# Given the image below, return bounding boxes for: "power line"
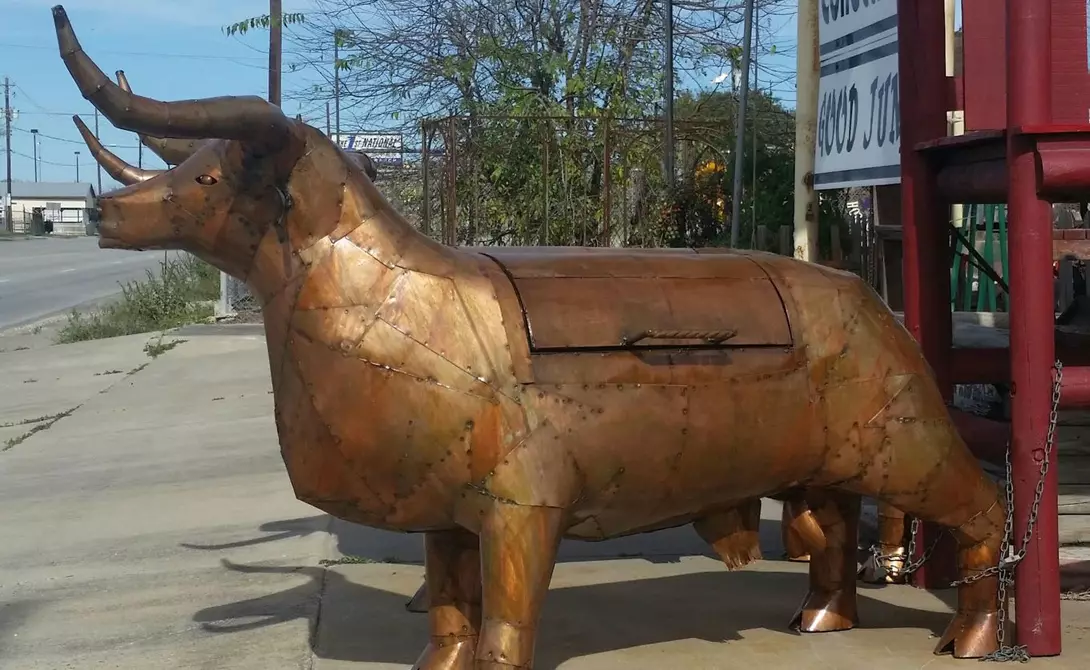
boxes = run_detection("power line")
[11,125,140,149]
[0,41,268,69]
[11,149,98,168]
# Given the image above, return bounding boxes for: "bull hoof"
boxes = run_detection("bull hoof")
[933,610,1001,658]
[858,550,908,585]
[412,639,477,670]
[790,588,857,633]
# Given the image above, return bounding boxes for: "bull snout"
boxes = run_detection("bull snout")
[94,195,155,251]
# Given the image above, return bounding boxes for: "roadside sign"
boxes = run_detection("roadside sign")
[814,1,901,190]
[331,133,404,168]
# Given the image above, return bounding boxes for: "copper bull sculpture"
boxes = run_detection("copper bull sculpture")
[54,5,1006,666]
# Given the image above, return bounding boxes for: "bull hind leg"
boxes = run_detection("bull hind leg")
[790,490,861,633]
[845,379,1006,658]
[411,528,480,670]
[859,502,910,584]
[876,472,1005,658]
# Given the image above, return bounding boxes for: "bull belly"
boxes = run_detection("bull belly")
[546,392,820,541]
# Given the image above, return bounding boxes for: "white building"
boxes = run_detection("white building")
[0,182,97,236]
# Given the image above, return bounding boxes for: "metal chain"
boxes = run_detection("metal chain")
[967,360,1063,663]
[867,363,1064,662]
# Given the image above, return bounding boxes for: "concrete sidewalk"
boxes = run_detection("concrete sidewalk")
[2,324,1089,669]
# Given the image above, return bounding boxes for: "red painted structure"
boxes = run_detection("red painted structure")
[897,0,1090,656]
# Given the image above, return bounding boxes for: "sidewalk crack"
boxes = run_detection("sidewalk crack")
[2,404,82,452]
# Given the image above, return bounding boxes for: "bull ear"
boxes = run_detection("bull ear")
[55,6,293,147]
[72,115,165,185]
[115,70,206,166]
[348,151,378,181]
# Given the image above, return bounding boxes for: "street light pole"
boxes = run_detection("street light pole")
[30,129,38,182]
[663,0,675,189]
[94,109,102,194]
[75,150,81,182]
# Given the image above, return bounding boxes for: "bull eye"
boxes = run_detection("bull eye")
[196,174,218,186]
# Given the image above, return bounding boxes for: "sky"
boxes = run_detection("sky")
[0,0,808,192]
[1,0,314,189]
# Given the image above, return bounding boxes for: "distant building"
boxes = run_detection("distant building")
[0,182,97,236]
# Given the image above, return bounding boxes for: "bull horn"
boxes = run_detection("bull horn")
[72,115,164,185]
[53,5,293,146]
[115,70,206,166]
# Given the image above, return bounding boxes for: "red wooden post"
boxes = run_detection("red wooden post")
[896,0,959,589]
[1007,0,1062,656]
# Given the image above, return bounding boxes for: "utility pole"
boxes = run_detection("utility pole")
[334,31,341,144]
[750,3,759,248]
[326,101,331,136]
[94,109,102,194]
[3,77,12,233]
[75,150,81,182]
[268,0,282,107]
[663,0,675,189]
[793,0,820,261]
[729,0,755,248]
[31,129,38,182]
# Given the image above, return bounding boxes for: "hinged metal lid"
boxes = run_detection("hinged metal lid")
[483,248,794,351]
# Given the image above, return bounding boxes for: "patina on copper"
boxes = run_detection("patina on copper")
[56,4,1008,665]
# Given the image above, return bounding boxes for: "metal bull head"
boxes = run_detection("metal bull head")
[55,5,1009,668]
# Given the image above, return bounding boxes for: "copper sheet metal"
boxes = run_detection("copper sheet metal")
[55,4,1008,664]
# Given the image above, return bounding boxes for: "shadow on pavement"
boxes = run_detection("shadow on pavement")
[187,516,953,669]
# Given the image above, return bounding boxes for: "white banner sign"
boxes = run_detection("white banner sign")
[331,133,405,167]
[814,0,901,190]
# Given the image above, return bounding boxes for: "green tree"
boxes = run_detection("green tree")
[228,0,799,247]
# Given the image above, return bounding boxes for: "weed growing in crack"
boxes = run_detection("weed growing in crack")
[144,336,187,359]
[318,555,380,566]
[2,406,81,452]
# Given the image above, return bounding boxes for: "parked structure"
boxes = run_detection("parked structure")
[0,181,96,236]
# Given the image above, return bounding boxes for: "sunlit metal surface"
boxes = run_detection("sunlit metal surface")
[55,4,1007,665]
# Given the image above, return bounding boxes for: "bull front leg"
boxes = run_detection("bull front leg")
[790,490,861,632]
[412,528,481,670]
[475,500,564,670]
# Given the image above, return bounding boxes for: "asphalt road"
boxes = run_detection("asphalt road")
[0,236,183,331]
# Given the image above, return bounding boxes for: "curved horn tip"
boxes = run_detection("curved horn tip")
[52,5,74,36]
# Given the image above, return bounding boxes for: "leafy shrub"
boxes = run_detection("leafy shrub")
[56,255,220,344]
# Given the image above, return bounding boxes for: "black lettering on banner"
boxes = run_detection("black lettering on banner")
[864,76,877,149]
[889,72,900,145]
[816,83,860,157]
[876,73,888,146]
[835,88,846,153]
[846,84,858,152]
[822,0,880,25]
[821,65,897,158]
